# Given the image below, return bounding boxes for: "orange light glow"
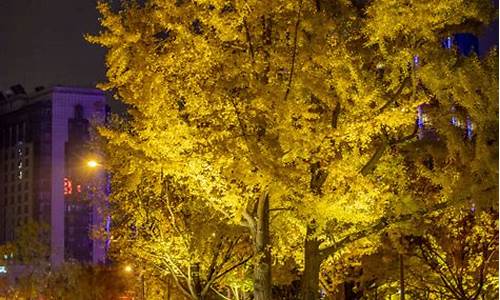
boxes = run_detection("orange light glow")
[87,160,99,168]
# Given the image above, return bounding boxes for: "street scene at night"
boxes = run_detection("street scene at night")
[0,0,498,299]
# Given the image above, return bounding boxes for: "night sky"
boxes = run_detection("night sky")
[0,0,497,110]
[0,0,106,93]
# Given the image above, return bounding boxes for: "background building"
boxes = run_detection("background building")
[0,85,108,266]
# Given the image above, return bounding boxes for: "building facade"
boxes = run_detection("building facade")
[0,85,108,266]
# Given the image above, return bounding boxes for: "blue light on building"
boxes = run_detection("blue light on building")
[442,33,479,55]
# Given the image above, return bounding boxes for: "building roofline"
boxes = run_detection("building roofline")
[52,86,105,96]
[0,85,105,116]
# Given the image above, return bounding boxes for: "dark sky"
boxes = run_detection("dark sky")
[0,0,106,93]
[0,0,497,104]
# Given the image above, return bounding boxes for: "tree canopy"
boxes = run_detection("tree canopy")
[88,0,497,298]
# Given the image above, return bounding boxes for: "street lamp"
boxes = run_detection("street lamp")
[86,160,99,168]
[124,265,133,273]
[83,158,110,264]
[123,265,146,300]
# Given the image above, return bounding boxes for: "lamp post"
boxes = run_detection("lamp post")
[84,158,111,264]
[124,265,145,300]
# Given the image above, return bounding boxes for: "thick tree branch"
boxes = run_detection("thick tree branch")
[214,255,253,281]
[359,121,418,176]
[318,198,462,260]
[284,0,303,102]
[331,102,341,129]
[242,210,256,237]
[243,18,255,65]
[359,142,388,176]
[204,239,224,285]
[377,77,411,113]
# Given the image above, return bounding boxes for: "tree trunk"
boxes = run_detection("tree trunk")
[399,254,405,300]
[191,263,204,300]
[254,192,272,300]
[302,223,322,300]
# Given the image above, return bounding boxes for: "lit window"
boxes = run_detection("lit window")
[64,177,73,195]
[444,36,453,49]
[466,116,474,140]
[417,106,432,128]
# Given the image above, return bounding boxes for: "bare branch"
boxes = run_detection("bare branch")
[243,18,255,65]
[205,239,224,284]
[377,77,411,113]
[214,255,253,281]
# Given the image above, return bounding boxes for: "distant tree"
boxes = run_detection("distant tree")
[88,0,497,299]
[350,208,499,300]
[406,209,498,300]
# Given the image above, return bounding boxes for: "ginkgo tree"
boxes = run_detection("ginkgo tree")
[88,0,496,299]
[94,118,254,300]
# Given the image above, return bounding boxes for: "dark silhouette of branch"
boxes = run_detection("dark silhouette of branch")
[359,122,418,175]
[360,142,388,176]
[377,77,411,113]
[319,198,461,260]
[243,18,255,65]
[284,0,303,102]
[331,102,341,129]
[214,255,253,281]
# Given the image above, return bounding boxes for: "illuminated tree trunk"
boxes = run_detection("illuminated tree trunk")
[302,223,322,300]
[399,254,405,300]
[190,263,204,300]
[254,193,272,300]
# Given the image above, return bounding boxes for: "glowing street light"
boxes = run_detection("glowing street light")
[124,265,133,273]
[87,160,99,168]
